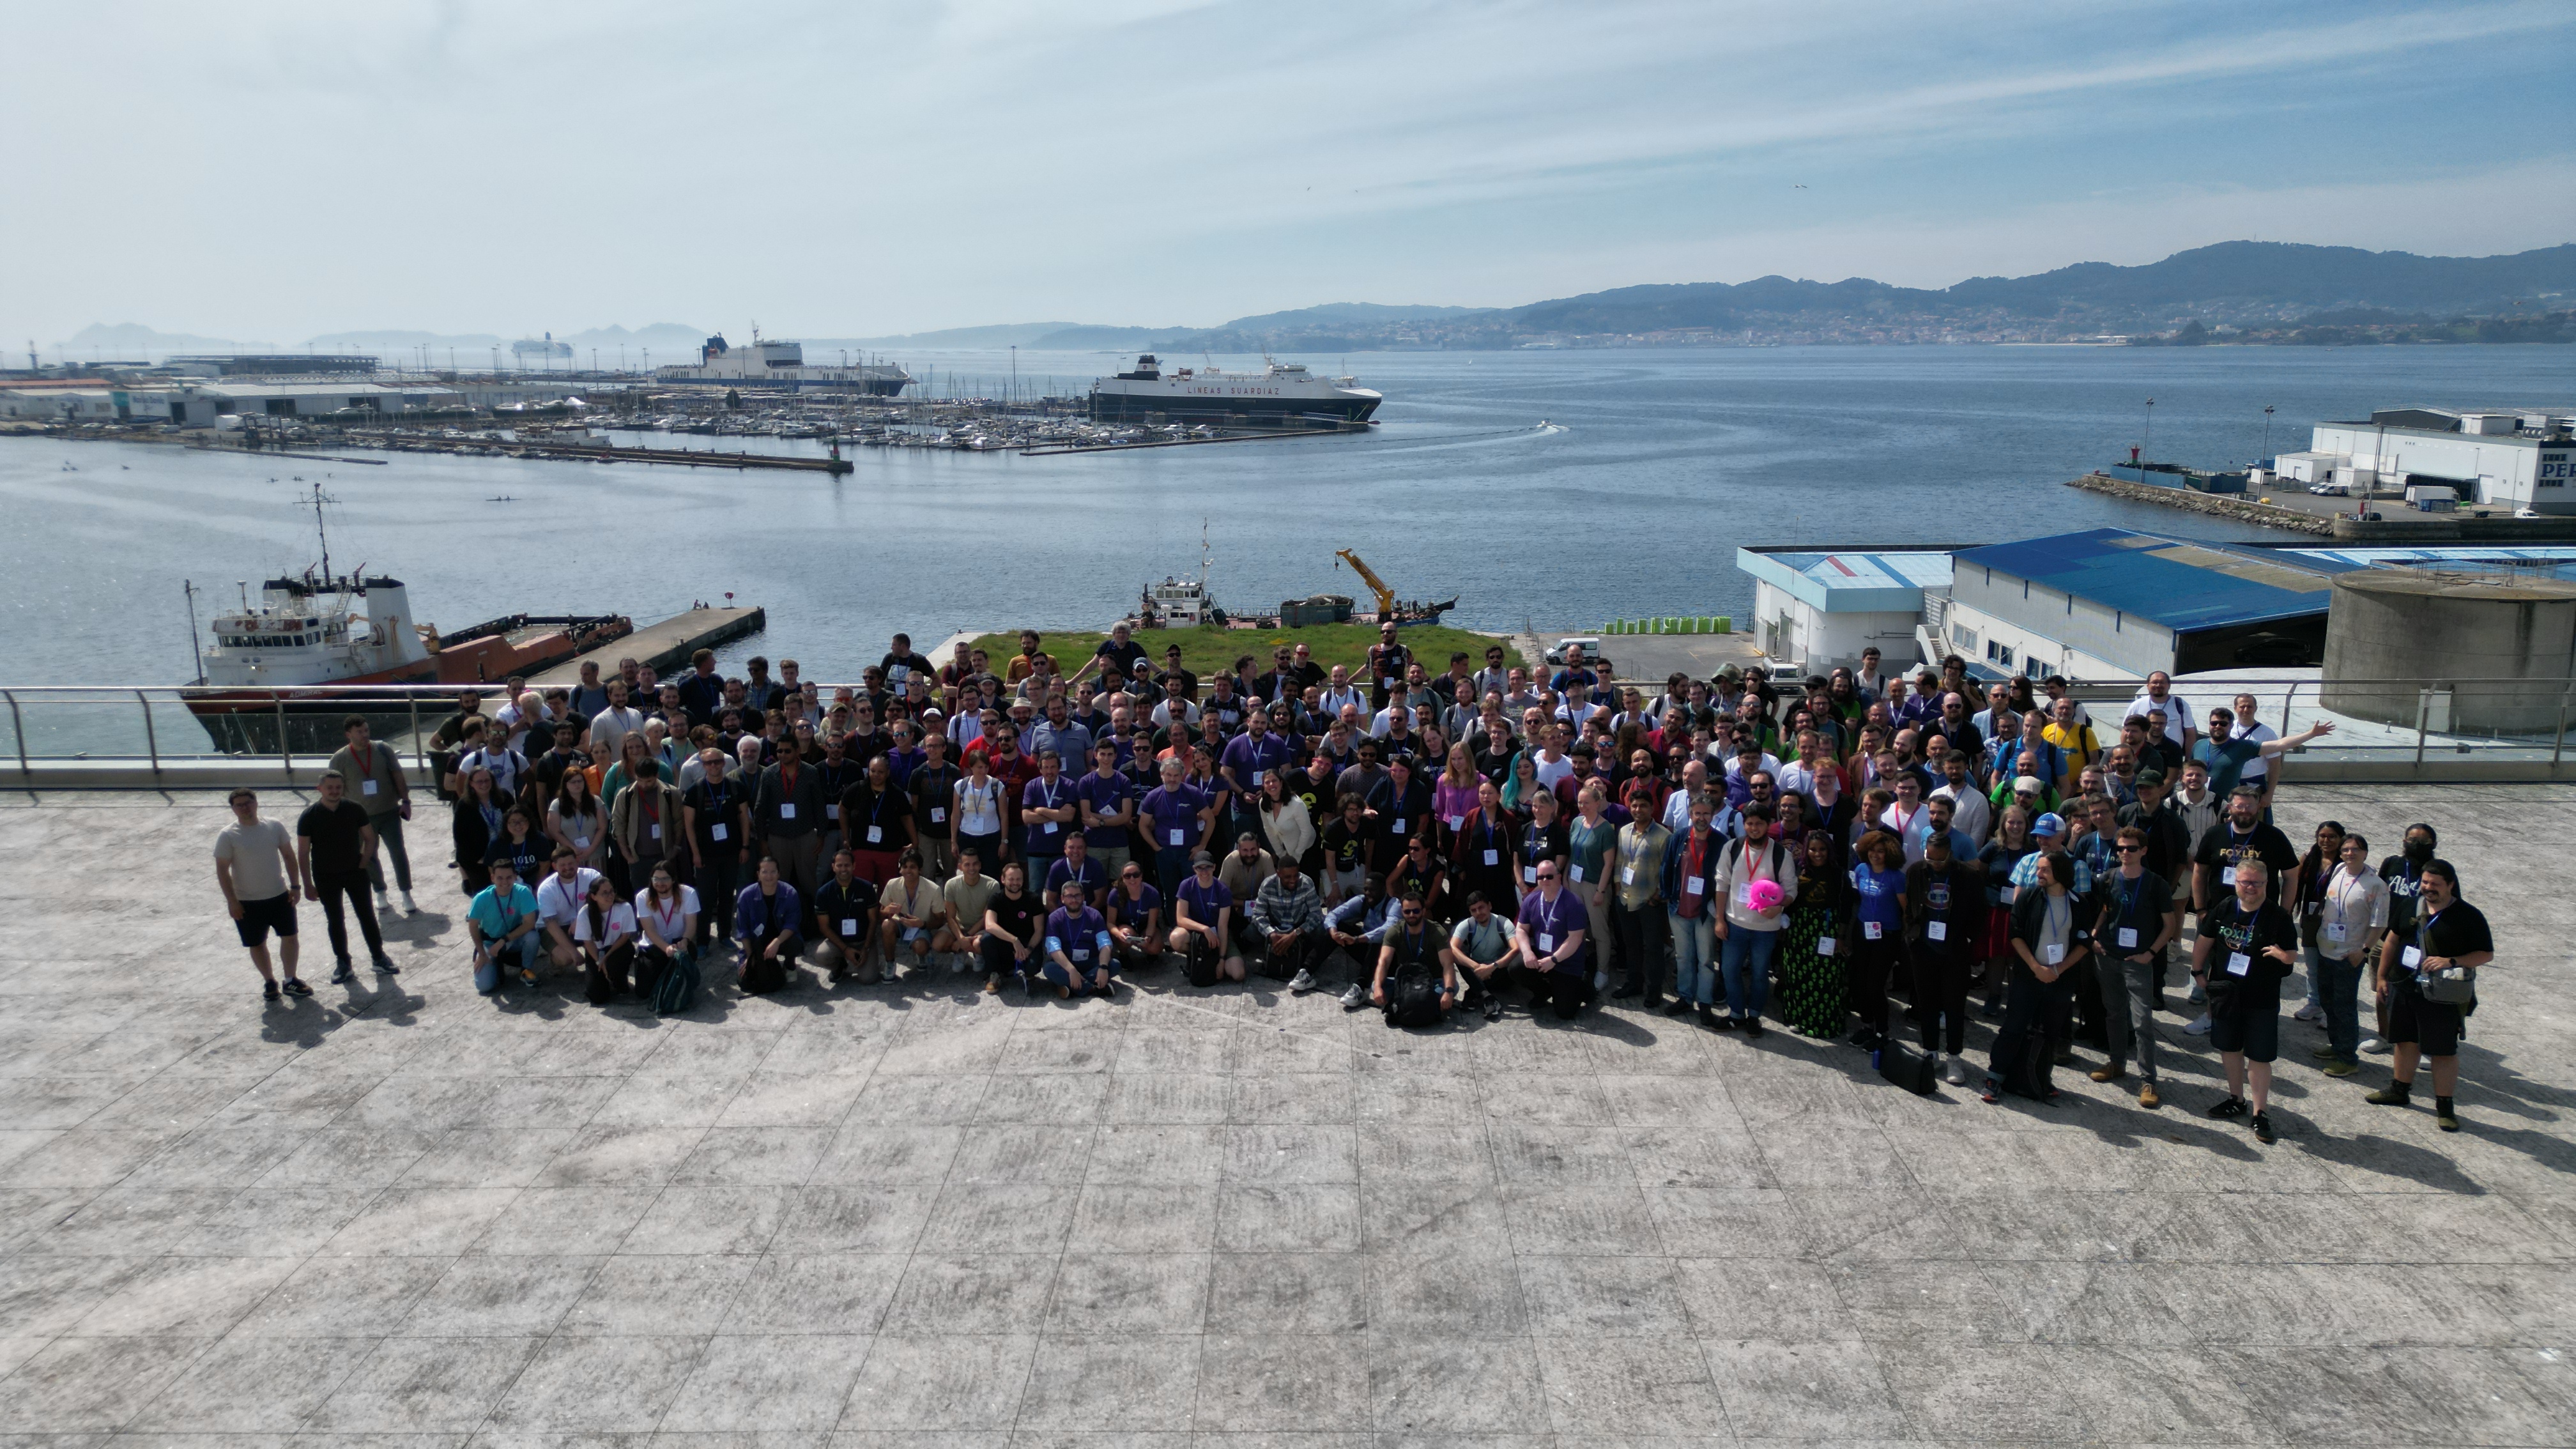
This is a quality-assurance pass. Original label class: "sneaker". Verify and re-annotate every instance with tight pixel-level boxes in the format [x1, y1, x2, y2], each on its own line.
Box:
[2182, 1014, 2213, 1036]
[1979, 998, 2002, 1019]
[373, 887, 390, 910]
[2359, 1036, 2390, 1055]
[2292, 1002, 2321, 1022]
[1945, 1055, 1968, 1086]
[1610, 983, 1640, 999]
[1338, 985, 1367, 1009]
[2321, 1060, 2358, 1078]
[2364, 1085, 2412, 1107]
[983, 975, 1001, 995]
[400, 890, 420, 915]
[2207, 1096, 2248, 1120]
[2089, 1066, 2126, 1084]
[1662, 997, 1690, 1016]
[372, 954, 399, 976]
[1711, 1013, 1736, 1032]
[2251, 1110, 2276, 1143]
[2435, 1105, 2460, 1132]
[328, 962, 356, 986]
[1979, 1080, 2002, 1105]
[1288, 969, 1318, 994]
[2310, 1043, 2342, 1059]
[1742, 1018, 1765, 1039]
[2138, 1082, 2160, 1109]
[262, 980, 281, 1002]
[281, 977, 314, 997]
[1483, 995, 1503, 1022]
[2187, 983, 2207, 1005]
[1592, 970, 1609, 992]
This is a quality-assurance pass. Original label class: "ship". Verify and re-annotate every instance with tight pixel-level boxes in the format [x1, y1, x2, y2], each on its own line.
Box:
[1088, 355, 1382, 425]
[655, 332, 912, 396]
[181, 487, 632, 753]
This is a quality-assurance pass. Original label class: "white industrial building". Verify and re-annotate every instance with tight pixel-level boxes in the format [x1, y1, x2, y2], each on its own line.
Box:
[0, 378, 467, 425]
[2276, 406, 2575, 514]
[1938, 528, 2337, 680]
[1733, 545, 1955, 677]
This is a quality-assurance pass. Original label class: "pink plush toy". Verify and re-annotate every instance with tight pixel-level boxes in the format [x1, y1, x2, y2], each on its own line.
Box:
[1746, 878, 1784, 915]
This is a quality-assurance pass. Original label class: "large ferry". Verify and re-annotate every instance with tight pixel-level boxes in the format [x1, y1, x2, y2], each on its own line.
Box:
[656, 332, 912, 395]
[1088, 355, 1382, 425]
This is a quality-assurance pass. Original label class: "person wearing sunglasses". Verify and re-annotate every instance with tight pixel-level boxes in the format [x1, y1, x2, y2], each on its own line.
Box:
[1371, 893, 1457, 1025]
[1103, 859, 1165, 974]
[1510, 859, 1594, 1020]
[2089, 825, 2180, 1107]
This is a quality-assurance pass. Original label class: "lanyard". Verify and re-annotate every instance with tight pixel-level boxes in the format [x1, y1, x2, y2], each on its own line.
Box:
[2116, 873, 2142, 923]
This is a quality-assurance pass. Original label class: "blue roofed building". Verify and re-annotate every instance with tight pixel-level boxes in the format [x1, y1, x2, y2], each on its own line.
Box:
[1941, 527, 2336, 680]
[1733, 545, 1958, 677]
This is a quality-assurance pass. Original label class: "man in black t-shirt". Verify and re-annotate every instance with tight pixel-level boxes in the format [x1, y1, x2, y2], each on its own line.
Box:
[814, 849, 882, 985]
[2366, 858, 2493, 1131]
[297, 772, 394, 982]
[879, 633, 937, 691]
[2089, 826, 2180, 1106]
[2186, 785, 2300, 1034]
[2192, 866, 2299, 1142]
[532, 720, 594, 804]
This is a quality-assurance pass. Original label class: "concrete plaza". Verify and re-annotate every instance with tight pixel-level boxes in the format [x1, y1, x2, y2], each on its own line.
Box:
[0, 785, 2568, 1445]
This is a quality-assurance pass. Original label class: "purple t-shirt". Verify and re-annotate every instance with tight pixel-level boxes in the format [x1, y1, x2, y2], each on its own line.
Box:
[1022, 773, 1075, 852]
[1220, 732, 1292, 793]
[1142, 783, 1212, 853]
[1517, 886, 1591, 967]
[1110, 882, 1162, 930]
[1075, 770, 1133, 849]
[1176, 875, 1232, 924]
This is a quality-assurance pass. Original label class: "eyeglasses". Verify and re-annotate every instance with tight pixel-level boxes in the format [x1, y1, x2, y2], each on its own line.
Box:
[2116, 843, 2144, 852]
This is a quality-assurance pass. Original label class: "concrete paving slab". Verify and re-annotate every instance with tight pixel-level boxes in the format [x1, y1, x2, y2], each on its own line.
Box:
[0, 785, 2568, 1440]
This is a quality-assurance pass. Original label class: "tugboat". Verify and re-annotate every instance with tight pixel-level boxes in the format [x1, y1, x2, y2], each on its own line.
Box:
[183, 484, 634, 753]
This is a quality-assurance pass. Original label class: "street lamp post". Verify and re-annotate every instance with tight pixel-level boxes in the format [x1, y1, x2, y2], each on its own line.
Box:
[2138, 397, 2154, 482]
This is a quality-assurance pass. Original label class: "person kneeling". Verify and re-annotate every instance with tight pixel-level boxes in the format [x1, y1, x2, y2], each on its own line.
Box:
[468, 859, 542, 995]
[1372, 893, 1455, 1028]
[1510, 861, 1595, 1020]
[1448, 891, 1522, 1022]
[1249, 856, 1331, 986]
[734, 856, 804, 995]
[1041, 880, 1118, 999]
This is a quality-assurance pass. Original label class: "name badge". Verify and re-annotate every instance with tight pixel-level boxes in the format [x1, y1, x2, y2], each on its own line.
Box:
[931, 808, 947, 823]
[1170, 829, 1186, 846]
[1570, 865, 1585, 884]
[361, 779, 379, 795]
[1071, 947, 1088, 962]
[827, 804, 841, 819]
[2225, 951, 2251, 977]
[1483, 849, 1499, 866]
[779, 803, 796, 820]
[1251, 770, 1264, 785]
[840, 917, 859, 936]
[1382, 677, 1398, 690]
[2322, 922, 2347, 946]
[2303, 901, 2320, 917]
[2401, 945, 2423, 969]
[1044, 821, 1059, 834]
[1864, 920, 1883, 940]
[1816, 935, 1837, 956]
[2043, 942, 2066, 965]
[1537, 931, 1554, 952]
[1927, 921, 1947, 941]
[648, 824, 661, 839]
[866, 826, 884, 844]
[1522, 865, 1537, 882]
[1684, 875, 1705, 895]
[1393, 818, 1407, 834]
[2117, 926, 2139, 949]
[2220, 865, 2236, 885]
[1621, 866, 1636, 886]
[711, 824, 728, 842]
[574, 835, 590, 850]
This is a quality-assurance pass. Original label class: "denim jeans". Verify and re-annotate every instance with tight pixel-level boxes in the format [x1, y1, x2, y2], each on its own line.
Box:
[2317, 949, 2365, 1064]
[1719, 924, 1777, 1020]
[1669, 912, 1717, 1006]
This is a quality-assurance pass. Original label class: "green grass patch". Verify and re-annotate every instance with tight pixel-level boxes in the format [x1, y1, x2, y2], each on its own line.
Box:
[967, 622, 1504, 680]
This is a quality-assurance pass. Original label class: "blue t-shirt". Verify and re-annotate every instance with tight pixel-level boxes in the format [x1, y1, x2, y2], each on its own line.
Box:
[1075, 770, 1133, 849]
[1851, 863, 1906, 937]
[1142, 783, 1212, 853]
[1045, 906, 1109, 963]
[468, 882, 537, 940]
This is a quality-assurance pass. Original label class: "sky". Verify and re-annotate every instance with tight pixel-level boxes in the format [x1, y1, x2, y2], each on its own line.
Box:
[5, 0, 2572, 347]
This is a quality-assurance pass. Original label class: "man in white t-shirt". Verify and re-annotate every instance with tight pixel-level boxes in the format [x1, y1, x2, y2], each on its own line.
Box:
[586, 678, 648, 758]
[215, 788, 305, 1002]
[2125, 671, 2196, 753]
[534, 848, 605, 974]
[2230, 691, 2280, 802]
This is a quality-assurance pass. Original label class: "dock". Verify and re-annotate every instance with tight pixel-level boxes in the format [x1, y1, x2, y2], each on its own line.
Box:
[526, 605, 766, 686]
[353, 434, 855, 474]
[2069, 470, 2576, 542]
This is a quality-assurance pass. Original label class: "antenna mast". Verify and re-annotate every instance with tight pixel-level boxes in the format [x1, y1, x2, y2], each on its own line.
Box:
[305, 480, 339, 581]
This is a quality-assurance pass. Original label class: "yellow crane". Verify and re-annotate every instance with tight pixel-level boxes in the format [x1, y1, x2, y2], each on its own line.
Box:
[1333, 549, 1397, 618]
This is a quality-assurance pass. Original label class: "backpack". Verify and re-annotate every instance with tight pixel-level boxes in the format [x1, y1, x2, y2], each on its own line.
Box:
[740, 947, 785, 996]
[1876, 1038, 1937, 1095]
[1183, 933, 1220, 988]
[1384, 929, 1446, 1028]
[653, 949, 701, 1015]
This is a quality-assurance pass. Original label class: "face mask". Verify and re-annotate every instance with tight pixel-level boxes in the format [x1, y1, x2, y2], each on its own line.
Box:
[2403, 841, 2434, 863]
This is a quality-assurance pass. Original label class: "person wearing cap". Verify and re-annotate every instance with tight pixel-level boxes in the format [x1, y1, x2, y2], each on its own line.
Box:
[1170, 850, 1239, 984]
[2008, 809, 2087, 900]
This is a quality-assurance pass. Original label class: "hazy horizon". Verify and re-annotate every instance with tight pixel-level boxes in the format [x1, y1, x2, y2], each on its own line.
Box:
[6, 0, 2572, 346]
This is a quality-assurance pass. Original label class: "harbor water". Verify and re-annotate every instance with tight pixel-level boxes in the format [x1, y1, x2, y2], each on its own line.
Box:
[4, 344, 2572, 690]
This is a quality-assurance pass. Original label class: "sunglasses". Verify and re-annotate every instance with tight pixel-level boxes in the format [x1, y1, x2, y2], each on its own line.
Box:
[2117, 843, 2145, 852]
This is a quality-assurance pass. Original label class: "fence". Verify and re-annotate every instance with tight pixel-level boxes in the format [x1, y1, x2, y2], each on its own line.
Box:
[3, 674, 2575, 788]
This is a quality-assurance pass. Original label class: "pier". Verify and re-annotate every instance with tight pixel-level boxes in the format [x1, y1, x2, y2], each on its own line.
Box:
[527, 604, 765, 684]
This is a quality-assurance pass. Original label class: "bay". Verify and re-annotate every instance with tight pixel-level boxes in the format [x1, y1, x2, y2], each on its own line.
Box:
[2, 343, 2568, 686]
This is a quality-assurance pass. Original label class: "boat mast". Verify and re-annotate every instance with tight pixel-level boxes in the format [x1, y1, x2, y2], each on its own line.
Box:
[183, 579, 203, 684]
[306, 480, 337, 583]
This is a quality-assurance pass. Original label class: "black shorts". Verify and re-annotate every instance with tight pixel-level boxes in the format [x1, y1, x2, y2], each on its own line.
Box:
[2387, 981, 2462, 1056]
[234, 893, 298, 947]
[2208, 1002, 2280, 1063]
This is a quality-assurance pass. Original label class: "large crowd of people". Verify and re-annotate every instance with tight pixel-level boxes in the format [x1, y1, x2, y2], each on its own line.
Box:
[212, 625, 2496, 1137]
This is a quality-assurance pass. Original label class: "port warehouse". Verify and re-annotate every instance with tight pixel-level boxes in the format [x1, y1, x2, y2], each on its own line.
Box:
[1740, 528, 2576, 688]
[0, 374, 594, 424]
[2264, 405, 2575, 514]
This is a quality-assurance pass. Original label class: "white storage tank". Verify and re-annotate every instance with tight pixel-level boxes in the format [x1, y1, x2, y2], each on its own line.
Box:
[2323, 569, 2576, 733]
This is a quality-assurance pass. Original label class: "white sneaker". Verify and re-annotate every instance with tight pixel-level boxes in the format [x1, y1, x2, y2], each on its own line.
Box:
[2293, 1002, 2322, 1022]
[399, 891, 420, 915]
[1288, 969, 1318, 994]
[2359, 1036, 2389, 1055]
[2183, 1013, 2213, 1036]
[1338, 984, 1367, 1009]
[1945, 1055, 1968, 1086]
[1592, 969, 1609, 991]
[374, 887, 390, 907]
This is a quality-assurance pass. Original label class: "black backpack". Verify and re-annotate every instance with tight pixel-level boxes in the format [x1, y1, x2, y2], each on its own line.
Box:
[1384, 930, 1446, 1028]
[1183, 933, 1220, 988]
[1877, 1038, 1937, 1095]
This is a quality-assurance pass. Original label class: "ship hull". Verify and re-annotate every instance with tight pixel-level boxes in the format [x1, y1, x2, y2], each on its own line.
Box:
[1087, 390, 1381, 424]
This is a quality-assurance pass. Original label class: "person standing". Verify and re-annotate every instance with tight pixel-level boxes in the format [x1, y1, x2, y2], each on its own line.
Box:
[297, 771, 397, 985]
[1982, 850, 2087, 1103]
[217, 788, 306, 1002]
[2186, 785, 2300, 1038]
[1905, 827, 1984, 1084]
[326, 715, 418, 916]
[1713, 806, 1797, 1035]
[751, 738, 825, 933]
[1775, 829, 1848, 1038]
[2195, 860, 2301, 1142]
[1660, 793, 1725, 1020]
[684, 748, 749, 951]
[2089, 825, 2179, 1107]
[2365, 860, 2492, 1132]
[2311, 832, 2388, 1077]
[1844, 829, 1907, 1049]
[2364, 824, 2441, 1055]
[1609, 783, 1671, 1005]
